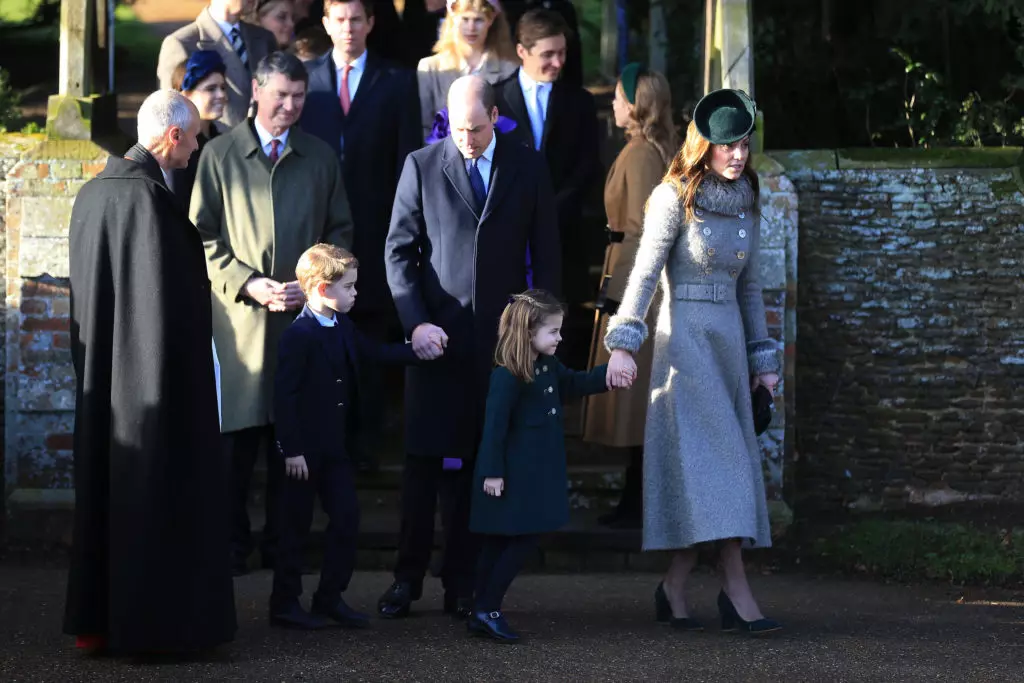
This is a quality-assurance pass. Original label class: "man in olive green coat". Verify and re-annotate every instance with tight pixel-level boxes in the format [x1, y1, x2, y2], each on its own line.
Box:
[191, 51, 354, 574]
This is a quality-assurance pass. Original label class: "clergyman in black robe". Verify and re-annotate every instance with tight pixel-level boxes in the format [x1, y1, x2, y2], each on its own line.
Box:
[64, 90, 236, 653]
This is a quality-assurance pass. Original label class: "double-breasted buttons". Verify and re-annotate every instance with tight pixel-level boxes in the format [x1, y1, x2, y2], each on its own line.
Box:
[696, 209, 704, 217]
[736, 251, 746, 260]
[707, 247, 716, 256]
[336, 379, 343, 383]
[546, 386, 554, 394]
[550, 408, 558, 415]
[702, 227, 712, 236]
[738, 229, 747, 238]
[535, 368, 540, 376]
[337, 402, 344, 407]
[739, 212, 746, 219]
[542, 365, 548, 372]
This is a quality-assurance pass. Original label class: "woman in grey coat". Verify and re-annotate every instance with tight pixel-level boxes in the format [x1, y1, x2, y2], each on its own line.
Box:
[605, 89, 781, 635]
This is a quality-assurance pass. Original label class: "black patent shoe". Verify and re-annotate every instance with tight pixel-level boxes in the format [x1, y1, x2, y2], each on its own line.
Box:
[269, 603, 333, 630]
[377, 581, 414, 619]
[467, 610, 520, 643]
[717, 591, 782, 635]
[312, 597, 371, 628]
[444, 593, 473, 619]
[655, 583, 704, 631]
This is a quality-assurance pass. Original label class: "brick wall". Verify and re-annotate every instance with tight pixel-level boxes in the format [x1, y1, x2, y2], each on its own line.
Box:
[774, 149, 1024, 512]
[3, 138, 107, 501]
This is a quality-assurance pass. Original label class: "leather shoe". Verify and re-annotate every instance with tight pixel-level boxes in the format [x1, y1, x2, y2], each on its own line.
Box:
[269, 603, 333, 630]
[377, 581, 414, 619]
[467, 610, 520, 643]
[312, 597, 371, 628]
[443, 593, 473, 619]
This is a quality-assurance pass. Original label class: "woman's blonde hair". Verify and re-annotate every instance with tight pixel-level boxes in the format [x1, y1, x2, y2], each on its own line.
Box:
[494, 289, 564, 383]
[295, 243, 359, 297]
[663, 120, 760, 225]
[622, 70, 678, 167]
[433, 0, 517, 70]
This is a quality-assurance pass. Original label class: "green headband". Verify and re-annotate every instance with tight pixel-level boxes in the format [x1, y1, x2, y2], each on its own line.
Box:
[620, 62, 646, 105]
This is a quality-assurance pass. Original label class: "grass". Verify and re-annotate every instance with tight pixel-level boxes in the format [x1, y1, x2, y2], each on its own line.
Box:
[113, 4, 163, 71]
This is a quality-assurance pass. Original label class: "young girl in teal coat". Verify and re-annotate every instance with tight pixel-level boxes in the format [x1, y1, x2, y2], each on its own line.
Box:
[468, 290, 635, 642]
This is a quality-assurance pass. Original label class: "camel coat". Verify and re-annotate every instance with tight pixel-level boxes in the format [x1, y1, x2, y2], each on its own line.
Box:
[191, 122, 353, 433]
[583, 138, 665, 447]
[416, 52, 519, 141]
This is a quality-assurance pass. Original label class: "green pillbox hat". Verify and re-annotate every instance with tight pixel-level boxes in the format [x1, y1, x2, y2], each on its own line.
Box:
[693, 88, 756, 144]
[620, 62, 646, 105]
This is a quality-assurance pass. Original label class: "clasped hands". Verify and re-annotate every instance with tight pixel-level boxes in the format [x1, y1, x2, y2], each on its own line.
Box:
[411, 323, 448, 361]
[607, 349, 638, 390]
[245, 277, 305, 312]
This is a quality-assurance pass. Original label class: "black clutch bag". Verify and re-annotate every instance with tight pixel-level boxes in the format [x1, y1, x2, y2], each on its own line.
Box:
[751, 385, 774, 435]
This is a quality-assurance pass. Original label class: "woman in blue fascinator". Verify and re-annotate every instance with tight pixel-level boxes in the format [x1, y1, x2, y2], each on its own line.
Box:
[170, 50, 229, 210]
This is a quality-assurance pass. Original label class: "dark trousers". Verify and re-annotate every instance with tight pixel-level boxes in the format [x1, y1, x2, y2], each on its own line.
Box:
[474, 534, 541, 612]
[271, 456, 359, 611]
[226, 425, 281, 566]
[394, 454, 478, 598]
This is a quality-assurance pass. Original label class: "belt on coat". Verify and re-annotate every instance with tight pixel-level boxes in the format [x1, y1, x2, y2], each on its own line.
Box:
[673, 283, 735, 303]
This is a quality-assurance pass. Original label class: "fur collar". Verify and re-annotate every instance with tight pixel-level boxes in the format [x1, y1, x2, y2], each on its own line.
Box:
[695, 173, 754, 215]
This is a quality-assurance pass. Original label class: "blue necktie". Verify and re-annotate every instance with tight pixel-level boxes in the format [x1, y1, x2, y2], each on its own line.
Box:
[466, 157, 487, 208]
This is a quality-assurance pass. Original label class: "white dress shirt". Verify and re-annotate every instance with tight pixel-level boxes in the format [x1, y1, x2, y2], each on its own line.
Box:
[469, 133, 497, 195]
[333, 49, 368, 101]
[518, 68, 552, 150]
[214, 17, 242, 42]
[310, 307, 338, 327]
[253, 118, 290, 159]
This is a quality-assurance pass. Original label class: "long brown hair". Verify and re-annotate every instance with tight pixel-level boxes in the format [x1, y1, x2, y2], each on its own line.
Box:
[622, 70, 678, 166]
[494, 290, 564, 383]
[664, 120, 760, 225]
[433, 0, 518, 70]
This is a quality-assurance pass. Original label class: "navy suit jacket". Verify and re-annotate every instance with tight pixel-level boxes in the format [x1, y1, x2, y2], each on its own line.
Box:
[385, 134, 561, 458]
[300, 51, 421, 315]
[274, 306, 417, 463]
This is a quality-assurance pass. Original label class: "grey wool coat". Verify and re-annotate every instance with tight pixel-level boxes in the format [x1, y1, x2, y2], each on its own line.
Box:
[605, 174, 779, 551]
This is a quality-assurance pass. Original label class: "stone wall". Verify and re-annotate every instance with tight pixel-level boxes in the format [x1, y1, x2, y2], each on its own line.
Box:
[771, 148, 1024, 512]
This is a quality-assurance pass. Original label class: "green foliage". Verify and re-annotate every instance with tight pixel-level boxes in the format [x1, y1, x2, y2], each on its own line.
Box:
[0, 67, 23, 133]
[813, 520, 1024, 585]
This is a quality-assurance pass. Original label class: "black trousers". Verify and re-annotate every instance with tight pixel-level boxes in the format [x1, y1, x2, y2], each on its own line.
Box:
[474, 534, 541, 613]
[226, 425, 281, 565]
[271, 456, 359, 612]
[394, 454, 478, 598]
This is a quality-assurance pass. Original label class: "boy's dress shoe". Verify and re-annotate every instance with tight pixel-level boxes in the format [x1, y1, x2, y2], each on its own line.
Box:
[467, 610, 520, 643]
[269, 603, 333, 630]
[443, 592, 473, 619]
[312, 597, 371, 628]
[377, 581, 414, 619]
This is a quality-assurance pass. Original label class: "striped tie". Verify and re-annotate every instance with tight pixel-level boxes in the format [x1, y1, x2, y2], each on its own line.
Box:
[229, 26, 248, 68]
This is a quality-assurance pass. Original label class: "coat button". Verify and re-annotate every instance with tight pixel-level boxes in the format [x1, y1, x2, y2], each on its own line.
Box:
[739, 212, 746, 219]
[336, 379, 343, 383]
[696, 209, 704, 217]
[535, 368, 540, 375]
[737, 251, 746, 260]
[702, 227, 712, 236]
[546, 386, 553, 393]
[550, 407, 557, 415]
[707, 247, 716, 256]
[337, 402, 344, 407]
[730, 269, 738, 279]
[542, 365, 548, 372]
[739, 229, 747, 238]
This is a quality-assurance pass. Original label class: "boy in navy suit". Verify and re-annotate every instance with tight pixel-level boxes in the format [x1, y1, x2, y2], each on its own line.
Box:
[271, 244, 442, 629]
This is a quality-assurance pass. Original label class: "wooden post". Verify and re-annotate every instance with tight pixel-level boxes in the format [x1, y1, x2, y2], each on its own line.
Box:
[58, 0, 93, 97]
[600, 0, 619, 81]
[648, 0, 668, 75]
[703, 0, 762, 149]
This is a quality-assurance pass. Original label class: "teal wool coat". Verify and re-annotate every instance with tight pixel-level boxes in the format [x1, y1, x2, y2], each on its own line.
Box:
[471, 358, 608, 536]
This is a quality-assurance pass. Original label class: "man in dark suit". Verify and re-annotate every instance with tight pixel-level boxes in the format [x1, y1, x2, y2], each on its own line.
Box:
[501, 0, 584, 87]
[495, 8, 600, 308]
[297, 0, 406, 63]
[379, 75, 561, 619]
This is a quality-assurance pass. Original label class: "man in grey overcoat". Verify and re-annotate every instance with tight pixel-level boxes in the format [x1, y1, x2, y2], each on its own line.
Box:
[191, 51, 353, 575]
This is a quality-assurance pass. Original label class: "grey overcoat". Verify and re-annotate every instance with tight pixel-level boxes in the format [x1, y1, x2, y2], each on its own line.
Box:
[605, 174, 779, 551]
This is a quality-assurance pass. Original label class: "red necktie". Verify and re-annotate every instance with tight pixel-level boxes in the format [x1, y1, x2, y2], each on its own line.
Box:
[269, 139, 281, 164]
[340, 64, 352, 115]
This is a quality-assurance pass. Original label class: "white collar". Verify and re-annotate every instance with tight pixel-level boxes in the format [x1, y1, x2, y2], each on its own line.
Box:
[477, 132, 497, 163]
[309, 307, 337, 327]
[518, 68, 551, 93]
[333, 49, 368, 72]
[211, 11, 241, 36]
[253, 118, 290, 151]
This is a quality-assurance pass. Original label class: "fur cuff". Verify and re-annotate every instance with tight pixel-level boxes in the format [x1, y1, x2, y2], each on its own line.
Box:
[747, 339, 780, 376]
[605, 316, 648, 354]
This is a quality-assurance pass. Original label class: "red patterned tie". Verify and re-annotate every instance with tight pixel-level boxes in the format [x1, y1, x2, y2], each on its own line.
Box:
[339, 64, 352, 115]
[269, 139, 281, 164]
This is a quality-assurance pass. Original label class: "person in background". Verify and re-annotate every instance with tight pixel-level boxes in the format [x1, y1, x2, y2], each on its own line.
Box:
[398, 0, 448, 67]
[416, 0, 518, 141]
[191, 51, 354, 577]
[158, 0, 278, 127]
[605, 88, 782, 635]
[248, 0, 296, 49]
[469, 290, 621, 642]
[500, 0, 582, 87]
[379, 75, 560, 620]
[298, 1, 406, 63]
[169, 50, 230, 210]
[583, 64, 678, 530]
[494, 8, 599, 312]
[65, 90, 235, 654]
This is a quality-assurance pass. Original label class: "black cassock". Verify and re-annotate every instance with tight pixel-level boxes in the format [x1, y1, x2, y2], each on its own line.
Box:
[64, 144, 236, 652]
